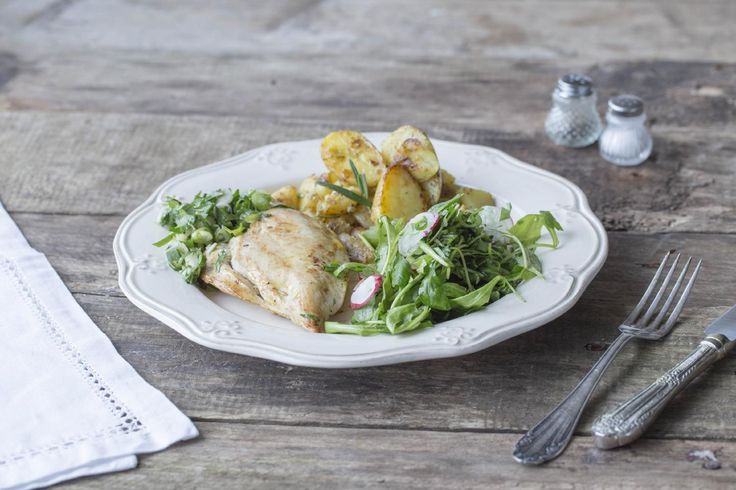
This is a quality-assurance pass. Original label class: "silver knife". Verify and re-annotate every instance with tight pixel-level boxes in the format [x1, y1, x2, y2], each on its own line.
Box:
[592, 304, 736, 449]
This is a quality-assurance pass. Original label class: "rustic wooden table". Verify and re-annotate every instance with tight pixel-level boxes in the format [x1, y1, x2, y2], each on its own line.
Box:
[1, 1, 735, 488]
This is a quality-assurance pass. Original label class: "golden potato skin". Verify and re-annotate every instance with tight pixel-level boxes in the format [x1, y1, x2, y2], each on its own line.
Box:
[298, 174, 359, 217]
[320, 131, 385, 187]
[420, 171, 442, 206]
[458, 186, 495, 209]
[271, 185, 299, 208]
[380, 126, 440, 182]
[371, 164, 427, 222]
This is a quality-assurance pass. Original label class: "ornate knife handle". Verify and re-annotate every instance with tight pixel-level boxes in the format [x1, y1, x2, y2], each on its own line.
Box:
[592, 334, 733, 449]
[513, 333, 634, 465]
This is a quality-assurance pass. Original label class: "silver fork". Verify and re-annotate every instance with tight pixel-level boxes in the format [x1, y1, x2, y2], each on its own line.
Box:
[512, 252, 701, 465]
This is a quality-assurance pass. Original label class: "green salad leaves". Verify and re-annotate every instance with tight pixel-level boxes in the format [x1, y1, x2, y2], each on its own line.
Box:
[154, 189, 274, 283]
[324, 195, 562, 336]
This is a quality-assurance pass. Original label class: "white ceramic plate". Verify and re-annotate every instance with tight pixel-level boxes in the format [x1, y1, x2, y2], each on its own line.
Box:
[114, 134, 607, 368]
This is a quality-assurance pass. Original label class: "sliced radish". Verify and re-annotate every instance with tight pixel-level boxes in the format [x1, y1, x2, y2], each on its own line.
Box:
[398, 212, 440, 256]
[410, 211, 441, 237]
[350, 274, 383, 309]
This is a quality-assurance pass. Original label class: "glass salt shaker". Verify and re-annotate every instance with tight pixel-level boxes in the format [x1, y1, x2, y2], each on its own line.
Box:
[544, 73, 602, 148]
[599, 94, 652, 166]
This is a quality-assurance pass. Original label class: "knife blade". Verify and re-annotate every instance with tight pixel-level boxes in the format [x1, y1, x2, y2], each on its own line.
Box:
[704, 303, 736, 341]
[592, 303, 736, 449]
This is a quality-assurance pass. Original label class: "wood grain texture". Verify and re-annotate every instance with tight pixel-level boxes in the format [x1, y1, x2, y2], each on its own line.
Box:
[0, 51, 734, 132]
[3, 1, 736, 63]
[57, 422, 736, 490]
[1, 113, 735, 234]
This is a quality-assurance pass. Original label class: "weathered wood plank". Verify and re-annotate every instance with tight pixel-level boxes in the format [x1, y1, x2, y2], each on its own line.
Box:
[11, 210, 734, 439]
[2, 113, 735, 233]
[58, 422, 736, 489]
[3, 1, 736, 64]
[0, 47, 733, 134]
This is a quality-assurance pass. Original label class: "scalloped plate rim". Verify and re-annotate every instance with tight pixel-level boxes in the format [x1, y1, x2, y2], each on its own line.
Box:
[113, 135, 608, 368]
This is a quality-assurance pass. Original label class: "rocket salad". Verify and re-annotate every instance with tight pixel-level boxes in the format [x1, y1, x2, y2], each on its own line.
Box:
[324, 195, 562, 336]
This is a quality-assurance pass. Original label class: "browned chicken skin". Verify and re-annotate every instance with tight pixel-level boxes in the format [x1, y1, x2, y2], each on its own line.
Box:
[201, 208, 349, 332]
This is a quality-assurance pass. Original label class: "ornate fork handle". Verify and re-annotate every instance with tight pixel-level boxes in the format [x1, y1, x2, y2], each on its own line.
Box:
[593, 334, 733, 449]
[513, 332, 634, 465]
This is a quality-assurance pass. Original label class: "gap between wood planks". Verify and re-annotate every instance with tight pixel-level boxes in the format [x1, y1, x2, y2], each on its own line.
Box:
[183, 416, 736, 444]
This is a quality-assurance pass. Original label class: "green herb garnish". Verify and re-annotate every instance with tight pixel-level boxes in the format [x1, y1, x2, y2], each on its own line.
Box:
[155, 189, 274, 283]
[316, 160, 371, 207]
[324, 196, 562, 335]
[300, 312, 321, 322]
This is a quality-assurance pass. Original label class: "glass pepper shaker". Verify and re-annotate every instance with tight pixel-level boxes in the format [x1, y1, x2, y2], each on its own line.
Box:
[544, 73, 602, 148]
[598, 94, 652, 166]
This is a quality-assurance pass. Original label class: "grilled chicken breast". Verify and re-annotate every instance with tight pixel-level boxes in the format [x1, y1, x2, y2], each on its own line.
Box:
[201, 208, 349, 332]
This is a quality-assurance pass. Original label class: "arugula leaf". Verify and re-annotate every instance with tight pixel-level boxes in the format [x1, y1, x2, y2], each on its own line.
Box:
[442, 282, 467, 299]
[508, 211, 563, 248]
[418, 266, 451, 311]
[450, 275, 503, 310]
[324, 321, 387, 336]
[325, 261, 377, 277]
[391, 258, 411, 289]
[386, 304, 431, 334]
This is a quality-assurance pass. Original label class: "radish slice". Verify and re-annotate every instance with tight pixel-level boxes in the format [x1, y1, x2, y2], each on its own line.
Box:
[411, 212, 441, 237]
[350, 274, 383, 309]
[398, 212, 440, 256]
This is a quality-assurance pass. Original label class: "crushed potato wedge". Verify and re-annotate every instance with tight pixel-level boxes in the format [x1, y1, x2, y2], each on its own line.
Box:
[458, 186, 495, 209]
[371, 164, 427, 222]
[420, 171, 442, 206]
[321, 131, 385, 187]
[271, 185, 299, 209]
[380, 126, 440, 182]
[298, 175, 360, 217]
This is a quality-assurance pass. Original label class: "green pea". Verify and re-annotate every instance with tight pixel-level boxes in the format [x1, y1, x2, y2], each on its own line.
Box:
[191, 228, 213, 245]
[250, 191, 272, 211]
[214, 227, 232, 242]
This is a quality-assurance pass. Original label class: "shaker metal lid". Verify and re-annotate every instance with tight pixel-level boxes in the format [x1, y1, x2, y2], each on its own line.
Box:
[608, 94, 644, 117]
[556, 73, 593, 98]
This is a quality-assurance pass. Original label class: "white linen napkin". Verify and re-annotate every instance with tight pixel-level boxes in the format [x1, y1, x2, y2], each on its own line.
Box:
[0, 202, 198, 490]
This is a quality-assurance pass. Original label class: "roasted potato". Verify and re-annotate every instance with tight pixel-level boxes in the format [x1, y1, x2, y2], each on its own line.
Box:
[321, 131, 385, 187]
[420, 171, 442, 206]
[371, 164, 427, 222]
[298, 175, 360, 217]
[271, 185, 299, 208]
[297, 176, 322, 216]
[351, 207, 374, 229]
[380, 126, 440, 182]
[458, 186, 495, 209]
[440, 169, 459, 198]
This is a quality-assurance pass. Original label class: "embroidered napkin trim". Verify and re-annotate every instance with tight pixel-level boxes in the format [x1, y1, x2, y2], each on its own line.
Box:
[0, 256, 145, 467]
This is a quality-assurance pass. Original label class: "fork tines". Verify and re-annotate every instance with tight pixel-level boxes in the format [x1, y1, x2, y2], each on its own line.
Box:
[619, 252, 702, 339]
